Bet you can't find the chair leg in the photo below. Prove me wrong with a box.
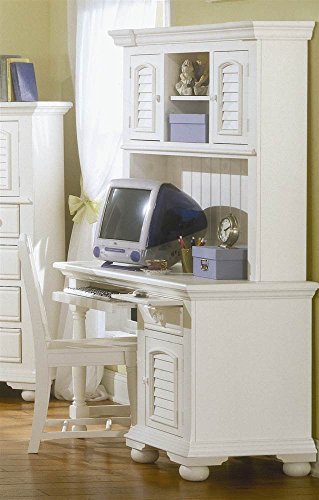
[28,371,51,454]
[125,351,137,426]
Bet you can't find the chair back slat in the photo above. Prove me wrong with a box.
[18,235,50,360]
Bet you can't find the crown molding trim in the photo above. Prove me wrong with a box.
[109,21,315,47]
[0,102,73,115]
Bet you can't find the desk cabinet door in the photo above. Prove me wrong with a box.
[144,333,183,437]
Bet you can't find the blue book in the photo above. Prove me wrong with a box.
[10,62,38,101]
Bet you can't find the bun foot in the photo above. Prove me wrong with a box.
[131,448,159,463]
[21,390,35,402]
[283,462,311,477]
[179,465,210,481]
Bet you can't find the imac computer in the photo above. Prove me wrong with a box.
[93,178,207,268]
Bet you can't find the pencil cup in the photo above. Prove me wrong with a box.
[181,248,193,273]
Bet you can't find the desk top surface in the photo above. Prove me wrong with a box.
[53,261,318,299]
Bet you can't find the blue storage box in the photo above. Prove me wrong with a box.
[192,246,248,280]
[169,113,208,143]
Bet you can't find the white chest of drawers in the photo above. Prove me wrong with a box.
[0,102,72,400]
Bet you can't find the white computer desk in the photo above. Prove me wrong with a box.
[53,260,317,481]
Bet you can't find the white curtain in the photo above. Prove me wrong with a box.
[55,0,157,400]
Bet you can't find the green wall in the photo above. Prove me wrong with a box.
[0,0,52,98]
[171,0,319,438]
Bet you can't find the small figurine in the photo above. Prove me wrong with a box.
[175,59,195,96]
[193,59,209,96]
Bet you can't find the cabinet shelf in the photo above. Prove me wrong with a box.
[122,141,256,158]
[170,96,210,101]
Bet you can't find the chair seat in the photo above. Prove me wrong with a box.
[47,334,136,350]
[47,336,137,367]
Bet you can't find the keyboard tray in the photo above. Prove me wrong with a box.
[52,291,137,312]
[110,293,183,307]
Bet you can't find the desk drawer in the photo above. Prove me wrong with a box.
[0,287,20,321]
[139,304,183,336]
[0,328,21,362]
[0,245,20,279]
[0,205,19,237]
[111,293,183,335]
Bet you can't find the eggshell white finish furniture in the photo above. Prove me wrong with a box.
[0,102,72,400]
[106,21,319,481]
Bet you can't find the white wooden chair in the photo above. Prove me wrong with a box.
[18,234,137,454]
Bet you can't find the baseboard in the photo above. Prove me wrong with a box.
[101,368,129,405]
[311,439,319,478]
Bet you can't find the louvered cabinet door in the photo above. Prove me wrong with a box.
[145,335,183,437]
[212,50,248,145]
[129,54,163,141]
[0,122,19,196]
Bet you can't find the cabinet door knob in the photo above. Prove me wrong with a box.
[142,376,149,385]
[155,95,160,103]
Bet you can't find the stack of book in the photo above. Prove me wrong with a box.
[0,55,38,102]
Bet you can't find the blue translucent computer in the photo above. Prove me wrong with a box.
[93,178,207,268]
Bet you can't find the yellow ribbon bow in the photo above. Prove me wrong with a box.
[68,182,100,224]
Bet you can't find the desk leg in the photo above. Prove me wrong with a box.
[69,305,89,431]
[125,351,137,426]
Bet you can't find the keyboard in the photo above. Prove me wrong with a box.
[64,286,113,301]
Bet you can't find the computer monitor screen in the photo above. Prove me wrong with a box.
[99,187,151,242]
